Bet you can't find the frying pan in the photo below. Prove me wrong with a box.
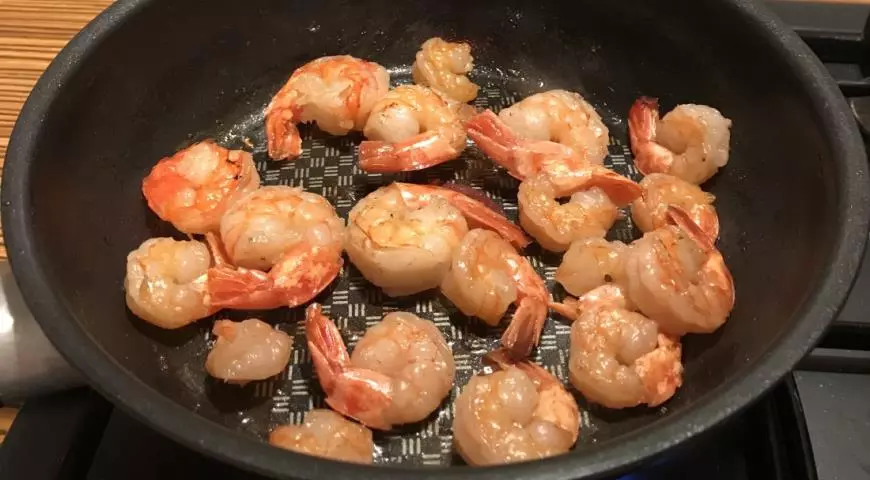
[3,0,869,478]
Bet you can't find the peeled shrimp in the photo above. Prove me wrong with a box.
[628,97,731,184]
[411,37,479,104]
[270,409,373,464]
[306,304,455,430]
[205,319,292,384]
[518,167,642,252]
[344,182,529,297]
[440,229,548,358]
[124,237,215,329]
[453,351,580,465]
[632,173,719,241]
[467,90,609,179]
[266,55,389,161]
[142,140,260,234]
[359,85,467,172]
[555,284,683,409]
[207,186,344,310]
[555,238,628,298]
[623,206,735,335]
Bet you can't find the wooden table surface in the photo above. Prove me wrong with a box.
[0,0,113,261]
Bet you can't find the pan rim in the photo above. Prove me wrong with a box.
[3,0,868,478]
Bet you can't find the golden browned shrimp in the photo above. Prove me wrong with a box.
[306,304,455,430]
[518,167,642,252]
[359,85,467,172]
[207,186,344,310]
[628,97,731,184]
[631,173,719,241]
[552,284,682,409]
[623,206,735,335]
[124,237,215,329]
[344,182,529,297]
[142,140,260,234]
[555,238,628,298]
[411,37,480,104]
[266,55,389,161]
[467,90,609,178]
[440,229,548,358]
[269,409,373,464]
[205,319,293,384]
[453,351,580,465]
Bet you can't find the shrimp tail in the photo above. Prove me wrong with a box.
[466,109,524,176]
[484,348,560,387]
[205,232,232,268]
[442,190,531,249]
[500,297,548,359]
[628,97,674,175]
[550,284,630,323]
[207,244,342,309]
[305,304,394,430]
[265,103,304,161]
[269,243,344,307]
[666,206,715,252]
[207,266,282,309]
[358,131,459,173]
[548,298,582,323]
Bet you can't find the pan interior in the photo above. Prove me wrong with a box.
[22,0,840,470]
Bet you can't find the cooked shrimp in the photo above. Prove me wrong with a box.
[142,140,260,234]
[205,319,292,384]
[559,284,683,409]
[518,167,642,252]
[453,351,580,465]
[411,37,479,104]
[632,173,719,241]
[306,304,455,430]
[344,182,529,297]
[628,97,731,184]
[265,55,389,161]
[555,238,628,298]
[359,85,467,172]
[440,229,548,358]
[124,237,215,329]
[207,186,344,310]
[270,409,373,464]
[466,90,609,179]
[623,206,735,335]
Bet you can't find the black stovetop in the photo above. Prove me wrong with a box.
[2,2,870,479]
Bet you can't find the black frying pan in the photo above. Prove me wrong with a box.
[3,0,869,478]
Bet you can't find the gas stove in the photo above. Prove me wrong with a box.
[1,2,869,479]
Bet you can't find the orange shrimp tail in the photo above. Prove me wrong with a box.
[305,304,394,430]
[207,266,284,310]
[484,348,560,387]
[305,303,351,391]
[358,132,459,173]
[270,244,343,307]
[628,97,659,152]
[588,169,643,206]
[628,97,675,176]
[265,106,303,161]
[442,190,531,249]
[500,297,548,359]
[466,109,523,175]
[666,206,715,252]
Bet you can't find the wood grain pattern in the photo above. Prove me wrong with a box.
[0,0,110,442]
[0,0,112,260]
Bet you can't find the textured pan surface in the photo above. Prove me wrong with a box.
[3,0,867,478]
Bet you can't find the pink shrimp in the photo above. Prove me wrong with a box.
[358,85,467,172]
[628,97,731,184]
[305,304,455,430]
[265,55,389,161]
[466,90,609,179]
[142,140,260,234]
